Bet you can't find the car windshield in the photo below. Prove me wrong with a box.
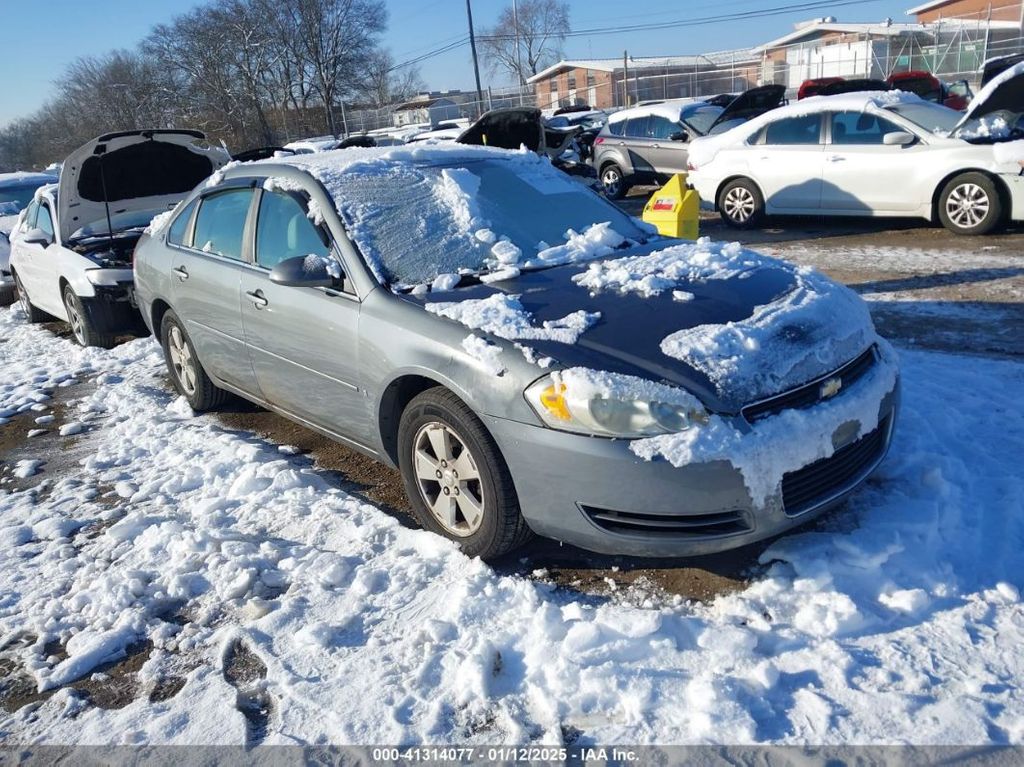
[683,106,724,135]
[0,183,43,214]
[332,158,649,286]
[885,102,962,134]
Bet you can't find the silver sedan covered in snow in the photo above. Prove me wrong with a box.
[133,143,899,559]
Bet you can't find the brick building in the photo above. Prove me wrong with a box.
[908,0,1023,23]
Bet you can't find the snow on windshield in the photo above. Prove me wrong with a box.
[255,144,648,288]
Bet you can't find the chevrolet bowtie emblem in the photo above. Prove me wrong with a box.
[820,377,843,399]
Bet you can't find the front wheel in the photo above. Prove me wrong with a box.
[398,388,532,559]
[718,178,765,229]
[15,274,48,323]
[63,286,115,348]
[160,311,228,411]
[938,173,1003,235]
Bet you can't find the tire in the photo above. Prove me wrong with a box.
[397,387,533,559]
[600,163,630,200]
[63,285,115,349]
[718,178,765,229]
[0,283,15,307]
[160,310,228,411]
[15,273,50,324]
[937,172,1003,236]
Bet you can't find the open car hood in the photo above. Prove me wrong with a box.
[706,85,786,133]
[58,130,230,243]
[458,108,548,153]
[954,60,1024,133]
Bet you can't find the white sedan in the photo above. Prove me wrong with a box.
[9,130,229,347]
[687,64,1024,235]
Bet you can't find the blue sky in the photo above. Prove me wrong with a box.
[1,0,915,126]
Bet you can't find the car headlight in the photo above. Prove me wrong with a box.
[85,269,125,286]
[524,373,707,438]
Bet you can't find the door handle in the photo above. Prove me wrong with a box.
[826,155,846,163]
[652,144,661,149]
[617,141,626,146]
[172,266,188,281]
[245,289,268,309]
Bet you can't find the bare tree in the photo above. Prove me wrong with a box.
[360,51,424,109]
[480,0,569,84]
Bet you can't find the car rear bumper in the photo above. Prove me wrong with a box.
[485,378,899,557]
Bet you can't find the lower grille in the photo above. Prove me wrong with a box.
[781,416,890,516]
[581,505,750,537]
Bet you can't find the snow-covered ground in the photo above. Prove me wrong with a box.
[1,296,1023,745]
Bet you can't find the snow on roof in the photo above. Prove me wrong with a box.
[526,49,758,84]
[754,21,927,51]
[0,171,58,188]
[607,99,717,125]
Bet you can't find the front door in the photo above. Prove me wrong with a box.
[821,111,925,213]
[169,187,260,395]
[239,186,368,445]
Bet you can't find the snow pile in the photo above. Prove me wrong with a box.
[144,210,175,236]
[426,292,600,345]
[461,335,505,376]
[660,267,876,402]
[633,342,898,507]
[519,223,629,270]
[1,305,1024,744]
[434,168,483,234]
[573,237,767,298]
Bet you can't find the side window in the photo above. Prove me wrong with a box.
[606,120,625,137]
[192,189,254,261]
[255,190,331,269]
[624,116,649,138]
[648,116,680,139]
[167,199,198,246]
[36,204,54,240]
[22,200,39,231]
[763,115,822,145]
[830,112,903,145]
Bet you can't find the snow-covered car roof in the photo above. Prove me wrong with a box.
[607,99,712,125]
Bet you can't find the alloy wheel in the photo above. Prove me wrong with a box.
[412,421,485,537]
[64,292,86,345]
[945,183,990,230]
[601,167,622,196]
[168,325,198,396]
[16,277,30,316]
[723,186,756,223]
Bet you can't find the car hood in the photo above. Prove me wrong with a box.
[58,130,230,243]
[955,60,1024,131]
[409,246,875,414]
[706,85,786,134]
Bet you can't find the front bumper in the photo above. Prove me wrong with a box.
[81,281,147,336]
[486,378,899,557]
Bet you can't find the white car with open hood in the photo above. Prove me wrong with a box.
[687,61,1024,235]
[1,171,59,305]
[8,130,230,347]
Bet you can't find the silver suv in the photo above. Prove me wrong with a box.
[594,86,786,198]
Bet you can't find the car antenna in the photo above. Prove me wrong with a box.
[95,145,117,251]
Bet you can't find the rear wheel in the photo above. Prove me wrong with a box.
[718,178,764,229]
[398,387,532,559]
[63,285,115,348]
[938,172,1003,235]
[14,274,48,323]
[160,311,228,411]
[600,163,630,200]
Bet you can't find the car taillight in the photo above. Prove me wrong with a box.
[594,137,605,145]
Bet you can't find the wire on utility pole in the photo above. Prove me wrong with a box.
[466,0,485,118]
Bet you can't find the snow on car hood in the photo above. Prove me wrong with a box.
[58,130,230,243]
[954,59,1024,133]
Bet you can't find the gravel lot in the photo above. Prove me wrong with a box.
[3,190,1023,605]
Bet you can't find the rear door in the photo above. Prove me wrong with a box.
[821,111,925,213]
[239,184,368,444]
[750,113,825,211]
[620,116,657,175]
[168,185,261,395]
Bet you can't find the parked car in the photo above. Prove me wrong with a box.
[593,85,786,198]
[1,171,58,305]
[982,53,1024,86]
[887,70,972,111]
[819,78,891,96]
[133,144,899,559]
[798,77,845,100]
[687,74,1024,235]
[9,130,230,347]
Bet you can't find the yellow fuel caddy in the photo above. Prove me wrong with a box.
[641,173,700,240]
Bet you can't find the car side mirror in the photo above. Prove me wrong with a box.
[883,131,915,146]
[269,254,343,289]
[669,131,689,142]
[23,227,53,247]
